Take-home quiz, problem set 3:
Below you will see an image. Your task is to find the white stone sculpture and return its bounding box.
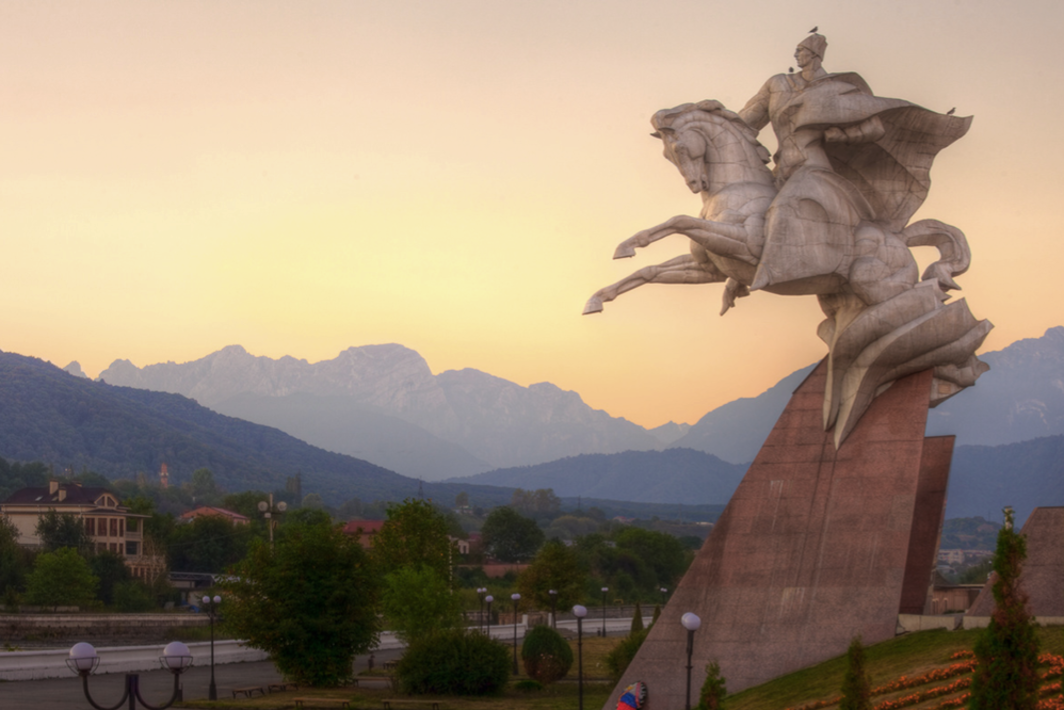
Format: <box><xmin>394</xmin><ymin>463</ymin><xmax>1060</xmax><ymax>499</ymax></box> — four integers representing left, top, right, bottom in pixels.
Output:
<box><xmin>584</xmin><ymin>33</ymin><xmax>992</xmax><ymax>446</ymax></box>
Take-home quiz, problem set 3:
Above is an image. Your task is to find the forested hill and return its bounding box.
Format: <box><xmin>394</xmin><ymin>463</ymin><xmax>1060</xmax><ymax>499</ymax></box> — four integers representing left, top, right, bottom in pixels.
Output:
<box><xmin>0</xmin><ymin>351</ymin><xmax>513</xmax><ymax>505</ymax></box>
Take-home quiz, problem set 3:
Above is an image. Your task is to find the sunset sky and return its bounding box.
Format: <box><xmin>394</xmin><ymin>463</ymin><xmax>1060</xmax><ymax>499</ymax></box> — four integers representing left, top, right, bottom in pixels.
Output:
<box><xmin>2</xmin><ymin>0</ymin><xmax>1061</xmax><ymax>429</ymax></box>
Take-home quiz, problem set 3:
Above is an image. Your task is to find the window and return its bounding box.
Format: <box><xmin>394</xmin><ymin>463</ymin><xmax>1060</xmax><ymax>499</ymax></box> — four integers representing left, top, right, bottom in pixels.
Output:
<box><xmin>119</xmin><ymin>519</ymin><xmax>124</xmax><ymax>538</ymax></box>
<box><xmin>126</xmin><ymin>541</ymin><xmax>138</xmax><ymax>556</ymax></box>
<box><xmin>110</xmin><ymin>518</ymin><xmax>118</xmax><ymax>537</ymax></box>
<box><xmin>85</xmin><ymin>518</ymin><xmax>95</xmax><ymax>536</ymax></box>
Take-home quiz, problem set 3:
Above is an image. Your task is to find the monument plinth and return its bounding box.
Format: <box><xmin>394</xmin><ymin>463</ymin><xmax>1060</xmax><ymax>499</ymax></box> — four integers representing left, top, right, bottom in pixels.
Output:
<box><xmin>604</xmin><ymin>362</ymin><xmax>954</xmax><ymax>707</ymax></box>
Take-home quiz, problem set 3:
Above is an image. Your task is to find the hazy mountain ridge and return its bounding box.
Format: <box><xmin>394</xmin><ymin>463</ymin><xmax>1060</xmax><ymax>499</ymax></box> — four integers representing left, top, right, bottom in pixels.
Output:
<box><xmin>98</xmin><ymin>345</ymin><xmax>664</xmax><ymax>477</ymax></box>
<box><xmin>446</xmin><ymin>448</ymin><xmax>747</xmax><ymax>505</ymax></box>
<box><xmin>0</xmin><ymin>350</ymin><xmax>512</xmax><ymax>505</ymax></box>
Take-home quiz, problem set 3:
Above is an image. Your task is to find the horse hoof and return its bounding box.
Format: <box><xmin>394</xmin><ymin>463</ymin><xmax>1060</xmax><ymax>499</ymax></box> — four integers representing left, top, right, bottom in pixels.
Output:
<box><xmin>613</xmin><ymin>244</ymin><xmax>636</xmax><ymax>259</ymax></box>
<box><xmin>583</xmin><ymin>297</ymin><xmax>604</xmax><ymax>315</ymax></box>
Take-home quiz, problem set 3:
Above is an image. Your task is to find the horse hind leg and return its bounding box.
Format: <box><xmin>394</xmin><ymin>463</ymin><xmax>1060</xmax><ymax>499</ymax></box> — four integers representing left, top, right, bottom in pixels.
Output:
<box><xmin>583</xmin><ymin>255</ymin><xmax>726</xmax><ymax>315</ymax></box>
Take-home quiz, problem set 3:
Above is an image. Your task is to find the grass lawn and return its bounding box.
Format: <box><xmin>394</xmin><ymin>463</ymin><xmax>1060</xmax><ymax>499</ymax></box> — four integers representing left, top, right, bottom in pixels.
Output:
<box><xmin>178</xmin><ymin>626</ymin><xmax>1063</xmax><ymax>710</ymax></box>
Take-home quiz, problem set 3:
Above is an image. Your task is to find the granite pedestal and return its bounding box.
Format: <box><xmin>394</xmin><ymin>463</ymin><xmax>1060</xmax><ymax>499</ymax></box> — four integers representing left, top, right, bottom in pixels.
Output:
<box><xmin>604</xmin><ymin>362</ymin><xmax>954</xmax><ymax>709</ymax></box>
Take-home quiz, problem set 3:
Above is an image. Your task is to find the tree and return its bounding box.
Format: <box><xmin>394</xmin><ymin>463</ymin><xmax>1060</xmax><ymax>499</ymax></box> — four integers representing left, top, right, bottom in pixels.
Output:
<box><xmin>516</xmin><ymin>539</ymin><xmax>585</xmax><ymax>611</ymax></box>
<box><xmin>35</xmin><ymin>510</ymin><xmax>91</xmax><ymax>555</ymax></box>
<box><xmin>697</xmin><ymin>661</ymin><xmax>727</xmax><ymax>710</ymax></box>
<box><xmin>25</xmin><ymin>547</ymin><xmax>99</xmax><ymax>610</ymax></box>
<box><xmin>371</xmin><ymin>499</ymin><xmax>457</xmax><ymax>578</ymax></box>
<box><xmin>169</xmin><ymin>515</ymin><xmax>254</xmax><ymax>573</ymax></box>
<box><xmin>510</xmin><ymin>488</ymin><xmax>561</xmax><ymax>515</ymax></box>
<box><xmin>188</xmin><ymin>468</ymin><xmax>221</xmax><ymax>505</ymax></box>
<box><xmin>969</xmin><ymin>507</ymin><xmax>1040</xmax><ymax>710</ymax></box>
<box><xmin>221</xmin><ymin>516</ymin><xmax>380</xmax><ymax>686</ymax></box>
<box><xmin>89</xmin><ymin>551</ymin><xmax>132</xmax><ymax>606</ymax></box>
<box><xmin>613</xmin><ymin>527</ymin><xmax>689</xmax><ymax>590</ymax></box>
<box><xmin>455</xmin><ymin>491</ymin><xmax>469</xmax><ymax>508</ymax></box>
<box><xmin>631</xmin><ymin>601</ymin><xmax>644</xmax><ymax>632</ymax></box>
<box><xmin>481</xmin><ymin>507</ymin><xmax>544</xmax><ymax>563</ymax></box>
<box><xmin>381</xmin><ymin>565</ymin><xmax>464</xmax><ymax>645</ymax></box>
<box><xmin>839</xmin><ymin>636</ymin><xmax>871</xmax><ymax>710</ymax></box>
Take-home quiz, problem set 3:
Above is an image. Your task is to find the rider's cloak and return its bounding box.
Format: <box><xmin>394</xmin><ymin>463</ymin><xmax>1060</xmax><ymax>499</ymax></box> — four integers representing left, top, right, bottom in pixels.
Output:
<box><xmin>752</xmin><ymin>72</ymin><xmax>971</xmax><ymax>292</ymax></box>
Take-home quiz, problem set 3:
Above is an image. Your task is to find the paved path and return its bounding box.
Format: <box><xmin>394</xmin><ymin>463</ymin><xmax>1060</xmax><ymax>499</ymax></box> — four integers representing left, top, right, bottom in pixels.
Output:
<box><xmin>0</xmin><ymin>648</ymin><xmax>403</xmax><ymax>710</ymax></box>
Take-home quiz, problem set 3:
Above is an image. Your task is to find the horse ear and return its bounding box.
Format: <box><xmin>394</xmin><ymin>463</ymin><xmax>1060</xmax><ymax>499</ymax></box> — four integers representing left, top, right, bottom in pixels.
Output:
<box><xmin>650</xmin><ymin>131</ymin><xmax>662</xmax><ymax>139</ymax></box>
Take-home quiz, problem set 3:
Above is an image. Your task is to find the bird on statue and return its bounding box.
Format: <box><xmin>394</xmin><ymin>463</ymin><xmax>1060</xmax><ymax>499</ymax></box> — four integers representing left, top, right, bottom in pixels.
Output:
<box><xmin>809</xmin><ymin>25</ymin><xmax>818</xmax><ymax>33</ymax></box>
<box><xmin>946</xmin><ymin>107</ymin><xmax>956</xmax><ymax>115</ymax></box>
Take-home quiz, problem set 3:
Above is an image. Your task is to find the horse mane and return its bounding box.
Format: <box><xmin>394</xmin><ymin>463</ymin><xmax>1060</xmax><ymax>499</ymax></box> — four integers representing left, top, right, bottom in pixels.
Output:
<box><xmin>652</xmin><ymin>101</ymin><xmax>772</xmax><ymax>165</ymax></box>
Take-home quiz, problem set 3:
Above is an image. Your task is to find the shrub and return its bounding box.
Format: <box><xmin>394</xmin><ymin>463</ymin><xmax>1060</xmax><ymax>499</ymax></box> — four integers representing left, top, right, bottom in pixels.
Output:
<box><xmin>113</xmin><ymin>580</ymin><xmax>155</xmax><ymax>612</ymax></box>
<box><xmin>605</xmin><ymin>627</ymin><xmax>649</xmax><ymax>680</ymax></box>
<box><xmin>514</xmin><ymin>679</ymin><xmax>544</xmax><ymax>692</ymax></box>
<box><xmin>398</xmin><ymin>629</ymin><xmax>510</xmax><ymax>695</ymax></box>
<box><xmin>840</xmin><ymin>636</ymin><xmax>871</xmax><ymax>710</ymax></box>
<box><xmin>521</xmin><ymin>625</ymin><xmax>573</xmax><ymax>684</ymax></box>
<box><xmin>697</xmin><ymin>660</ymin><xmax>727</xmax><ymax>710</ymax></box>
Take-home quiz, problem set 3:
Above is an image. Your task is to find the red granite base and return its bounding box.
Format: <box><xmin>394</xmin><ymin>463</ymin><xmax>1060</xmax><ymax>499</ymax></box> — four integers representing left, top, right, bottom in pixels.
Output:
<box><xmin>604</xmin><ymin>361</ymin><xmax>954</xmax><ymax>709</ymax></box>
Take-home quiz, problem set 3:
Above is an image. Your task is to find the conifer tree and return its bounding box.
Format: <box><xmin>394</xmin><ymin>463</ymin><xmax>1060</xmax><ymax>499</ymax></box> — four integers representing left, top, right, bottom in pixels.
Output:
<box><xmin>651</xmin><ymin>603</ymin><xmax>661</xmax><ymax>626</ymax></box>
<box><xmin>968</xmin><ymin>507</ymin><xmax>1040</xmax><ymax>710</ymax></box>
<box><xmin>839</xmin><ymin>635</ymin><xmax>871</xmax><ymax>710</ymax></box>
<box><xmin>697</xmin><ymin>660</ymin><xmax>727</xmax><ymax>710</ymax></box>
<box><xmin>631</xmin><ymin>601</ymin><xmax>644</xmax><ymax>632</ymax></box>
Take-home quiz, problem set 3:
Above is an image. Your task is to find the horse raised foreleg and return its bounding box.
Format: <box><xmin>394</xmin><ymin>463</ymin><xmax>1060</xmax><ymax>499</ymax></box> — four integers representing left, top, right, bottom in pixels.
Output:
<box><xmin>614</xmin><ymin>215</ymin><xmax>755</xmax><ymax>262</ymax></box>
<box><xmin>583</xmin><ymin>255</ymin><xmax>726</xmax><ymax>315</ymax></box>
<box><xmin>901</xmin><ymin>219</ymin><xmax>971</xmax><ymax>291</ymax></box>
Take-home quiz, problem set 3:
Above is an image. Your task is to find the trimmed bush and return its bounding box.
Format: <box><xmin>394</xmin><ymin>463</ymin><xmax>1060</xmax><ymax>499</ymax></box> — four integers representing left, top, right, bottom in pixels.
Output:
<box><xmin>521</xmin><ymin>625</ymin><xmax>573</xmax><ymax>684</ymax></box>
<box><xmin>631</xmin><ymin>601</ymin><xmax>644</xmax><ymax>633</ymax></box>
<box><xmin>606</xmin><ymin>627</ymin><xmax>650</xmax><ymax>680</ymax></box>
<box><xmin>397</xmin><ymin>629</ymin><xmax>510</xmax><ymax>696</ymax></box>
<box><xmin>514</xmin><ymin>679</ymin><xmax>544</xmax><ymax>692</ymax></box>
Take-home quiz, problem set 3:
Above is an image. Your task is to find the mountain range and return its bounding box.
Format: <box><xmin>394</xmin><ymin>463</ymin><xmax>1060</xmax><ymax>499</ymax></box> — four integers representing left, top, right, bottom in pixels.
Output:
<box><xmin>97</xmin><ymin>345</ymin><xmax>686</xmax><ymax>481</ymax></box>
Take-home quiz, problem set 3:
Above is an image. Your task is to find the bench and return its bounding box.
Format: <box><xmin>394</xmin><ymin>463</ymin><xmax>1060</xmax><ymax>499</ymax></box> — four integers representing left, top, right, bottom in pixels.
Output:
<box><xmin>382</xmin><ymin>700</ymin><xmax>441</xmax><ymax>710</ymax></box>
<box><xmin>382</xmin><ymin>659</ymin><xmax>399</xmax><ymax>671</ymax></box>
<box><xmin>268</xmin><ymin>682</ymin><xmax>297</xmax><ymax>692</ymax></box>
<box><xmin>231</xmin><ymin>685</ymin><xmax>266</xmax><ymax>698</ymax></box>
<box><xmin>294</xmin><ymin>699</ymin><xmax>350</xmax><ymax>709</ymax></box>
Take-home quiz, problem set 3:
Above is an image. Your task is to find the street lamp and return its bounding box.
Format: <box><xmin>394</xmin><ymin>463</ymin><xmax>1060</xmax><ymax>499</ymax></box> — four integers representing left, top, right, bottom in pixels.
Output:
<box><xmin>660</xmin><ymin>587</ymin><xmax>668</xmax><ymax>606</ymax></box>
<box><xmin>681</xmin><ymin>612</ymin><xmax>702</xmax><ymax>710</ymax></box>
<box><xmin>68</xmin><ymin>641</ymin><xmax>193</xmax><ymax>710</ymax></box>
<box><xmin>510</xmin><ymin>592</ymin><xmax>521</xmax><ymax>675</ymax></box>
<box><xmin>485</xmin><ymin>595</ymin><xmax>494</xmax><ymax>638</ymax></box>
<box><xmin>257</xmin><ymin>494</ymin><xmax>288</xmax><ymax>548</ymax></box>
<box><xmin>202</xmin><ymin>595</ymin><xmax>222</xmax><ymax>700</ymax></box>
<box><xmin>548</xmin><ymin>589</ymin><xmax>558</xmax><ymax>629</ymax></box>
<box><xmin>600</xmin><ymin>586</ymin><xmax>609</xmax><ymax>637</ymax></box>
<box><xmin>573</xmin><ymin>605</ymin><xmax>588</xmax><ymax>710</ymax></box>
<box><xmin>477</xmin><ymin>587</ymin><xmax>487</xmax><ymax>633</ymax></box>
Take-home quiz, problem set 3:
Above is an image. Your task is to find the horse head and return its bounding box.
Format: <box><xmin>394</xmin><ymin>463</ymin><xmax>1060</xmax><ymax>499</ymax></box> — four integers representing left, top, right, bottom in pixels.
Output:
<box><xmin>651</xmin><ymin>101</ymin><xmax>773</xmax><ymax>195</ymax></box>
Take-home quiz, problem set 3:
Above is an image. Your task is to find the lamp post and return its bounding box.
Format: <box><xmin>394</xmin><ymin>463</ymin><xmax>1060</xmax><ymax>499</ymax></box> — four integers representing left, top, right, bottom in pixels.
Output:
<box><xmin>600</xmin><ymin>586</ymin><xmax>609</xmax><ymax>637</ymax></box>
<box><xmin>573</xmin><ymin>605</ymin><xmax>588</xmax><ymax>710</ymax></box>
<box><xmin>202</xmin><ymin>595</ymin><xmax>221</xmax><ymax>700</ymax></box>
<box><xmin>660</xmin><ymin>586</ymin><xmax>668</xmax><ymax>606</ymax></box>
<box><xmin>681</xmin><ymin>612</ymin><xmax>702</xmax><ymax>710</ymax></box>
<box><xmin>257</xmin><ymin>494</ymin><xmax>288</xmax><ymax>549</ymax></box>
<box><xmin>68</xmin><ymin>641</ymin><xmax>193</xmax><ymax>710</ymax></box>
<box><xmin>485</xmin><ymin>595</ymin><xmax>493</xmax><ymax>638</ymax></box>
<box><xmin>477</xmin><ymin>587</ymin><xmax>487</xmax><ymax>633</ymax></box>
<box><xmin>510</xmin><ymin>592</ymin><xmax>521</xmax><ymax>675</ymax></box>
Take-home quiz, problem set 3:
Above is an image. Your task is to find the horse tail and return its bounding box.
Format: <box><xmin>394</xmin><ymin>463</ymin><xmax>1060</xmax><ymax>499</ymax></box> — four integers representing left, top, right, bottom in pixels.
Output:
<box><xmin>901</xmin><ymin>219</ymin><xmax>971</xmax><ymax>292</ymax></box>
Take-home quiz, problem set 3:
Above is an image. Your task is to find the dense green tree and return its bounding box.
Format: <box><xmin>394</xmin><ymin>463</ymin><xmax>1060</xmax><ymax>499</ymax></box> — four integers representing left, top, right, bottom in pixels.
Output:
<box><xmin>381</xmin><ymin>565</ymin><xmax>464</xmax><ymax>645</ymax></box>
<box><xmin>112</xmin><ymin>579</ymin><xmax>155</xmax><ymax>612</ymax></box>
<box><xmin>543</xmin><ymin>514</ymin><xmax>601</xmax><ymax>541</ymax></box>
<box><xmin>516</xmin><ymin>539</ymin><xmax>585</xmax><ymax>611</ymax></box>
<box><xmin>480</xmin><ymin>507</ymin><xmax>544</xmax><ymax>563</ymax></box>
<box><xmin>89</xmin><ymin>551</ymin><xmax>132</xmax><ymax>606</ymax></box>
<box><xmin>25</xmin><ymin>547</ymin><xmax>99</xmax><ymax>610</ymax></box>
<box><xmin>510</xmin><ymin>488</ymin><xmax>561</xmax><ymax>516</ymax></box>
<box><xmin>613</xmin><ymin>527</ymin><xmax>689</xmax><ymax>590</ymax></box>
<box><xmin>372</xmin><ymin>498</ymin><xmax>457</xmax><ymax>578</ymax></box>
<box><xmin>221</xmin><ymin>516</ymin><xmax>380</xmax><ymax>686</ymax></box>
<box><xmin>221</xmin><ymin>490</ymin><xmax>272</xmax><ymax>519</ymax></box>
<box><xmin>302</xmin><ymin>493</ymin><xmax>324</xmax><ymax>510</ymax></box>
<box><xmin>188</xmin><ymin>468</ymin><xmax>221</xmax><ymax>505</ymax></box>
<box><xmin>0</xmin><ymin>457</ymin><xmax>49</xmax><ymax>503</ymax></box>
<box><xmin>0</xmin><ymin>517</ymin><xmax>33</xmax><ymax>600</ymax></box>
<box><xmin>169</xmin><ymin>515</ymin><xmax>254</xmax><ymax>573</ymax></box>
<box><xmin>969</xmin><ymin>507</ymin><xmax>1040</xmax><ymax>710</ymax></box>
<box><xmin>35</xmin><ymin>510</ymin><xmax>91</xmax><ymax>555</ymax></box>
<box><xmin>455</xmin><ymin>491</ymin><xmax>470</xmax><ymax>508</ymax></box>
<box><xmin>839</xmin><ymin>636</ymin><xmax>871</xmax><ymax>710</ymax></box>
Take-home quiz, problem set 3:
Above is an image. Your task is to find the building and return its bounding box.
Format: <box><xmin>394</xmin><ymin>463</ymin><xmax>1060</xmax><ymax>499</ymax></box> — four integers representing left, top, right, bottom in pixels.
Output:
<box><xmin>341</xmin><ymin>519</ymin><xmax>386</xmax><ymax>549</ymax></box>
<box><xmin>0</xmin><ymin>481</ymin><xmax>162</xmax><ymax>581</ymax></box>
<box><xmin>179</xmin><ymin>506</ymin><xmax>251</xmax><ymax>526</ymax></box>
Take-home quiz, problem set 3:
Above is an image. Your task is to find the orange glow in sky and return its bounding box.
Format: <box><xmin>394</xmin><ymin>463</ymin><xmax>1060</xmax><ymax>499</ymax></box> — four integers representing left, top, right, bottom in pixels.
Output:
<box><xmin>2</xmin><ymin>1</ymin><xmax>1061</xmax><ymax>428</ymax></box>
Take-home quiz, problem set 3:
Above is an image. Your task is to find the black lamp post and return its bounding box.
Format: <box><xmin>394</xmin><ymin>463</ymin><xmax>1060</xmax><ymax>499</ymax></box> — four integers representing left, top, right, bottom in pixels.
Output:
<box><xmin>67</xmin><ymin>641</ymin><xmax>193</xmax><ymax>710</ymax></box>
<box><xmin>600</xmin><ymin>586</ymin><xmax>609</xmax><ymax>637</ymax></box>
<box><xmin>510</xmin><ymin>592</ymin><xmax>521</xmax><ymax>675</ymax></box>
<box><xmin>573</xmin><ymin>605</ymin><xmax>587</xmax><ymax>710</ymax></box>
<box><xmin>681</xmin><ymin>612</ymin><xmax>702</xmax><ymax>710</ymax></box>
<box><xmin>485</xmin><ymin>595</ymin><xmax>493</xmax><ymax>638</ymax></box>
<box><xmin>660</xmin><ymin>586</ymin><xmax>668</xmax><ymax>606</ymax></box>
<box><xmin>548</xmin><ymin>589</ymin><xmax>557</xmax><ymax>629</ymax></box>
<box><xmin>477</xmin><ymin>587</ymin><xmax>487</xmax><ymax>633</ymax></box>
<box><xmin>201</xmin><ymin>594</ymin><xmax>221</xmax><ymax>700</ymax></box>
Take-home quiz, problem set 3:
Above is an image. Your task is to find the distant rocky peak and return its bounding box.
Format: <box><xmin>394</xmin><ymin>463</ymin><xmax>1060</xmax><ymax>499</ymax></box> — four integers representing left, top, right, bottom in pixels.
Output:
<box><xmin>63</xmin><ymin>361</ymin><xmax>88</xmax><ymax>378</ymax></box>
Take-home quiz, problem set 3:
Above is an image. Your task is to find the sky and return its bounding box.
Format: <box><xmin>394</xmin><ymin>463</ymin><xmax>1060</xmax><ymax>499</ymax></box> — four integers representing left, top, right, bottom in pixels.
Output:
<box><xmin>2</xmin><ymin>0</ymin><xmax>1062</xmax><ymax>429</ymax></box>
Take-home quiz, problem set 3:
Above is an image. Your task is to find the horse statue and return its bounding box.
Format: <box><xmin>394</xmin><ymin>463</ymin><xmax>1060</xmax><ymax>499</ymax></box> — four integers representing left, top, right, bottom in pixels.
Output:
<box><xmin>584</xmin><ymin>100</ymin><xmax>992</xmax><ymax>446</ymax></box>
